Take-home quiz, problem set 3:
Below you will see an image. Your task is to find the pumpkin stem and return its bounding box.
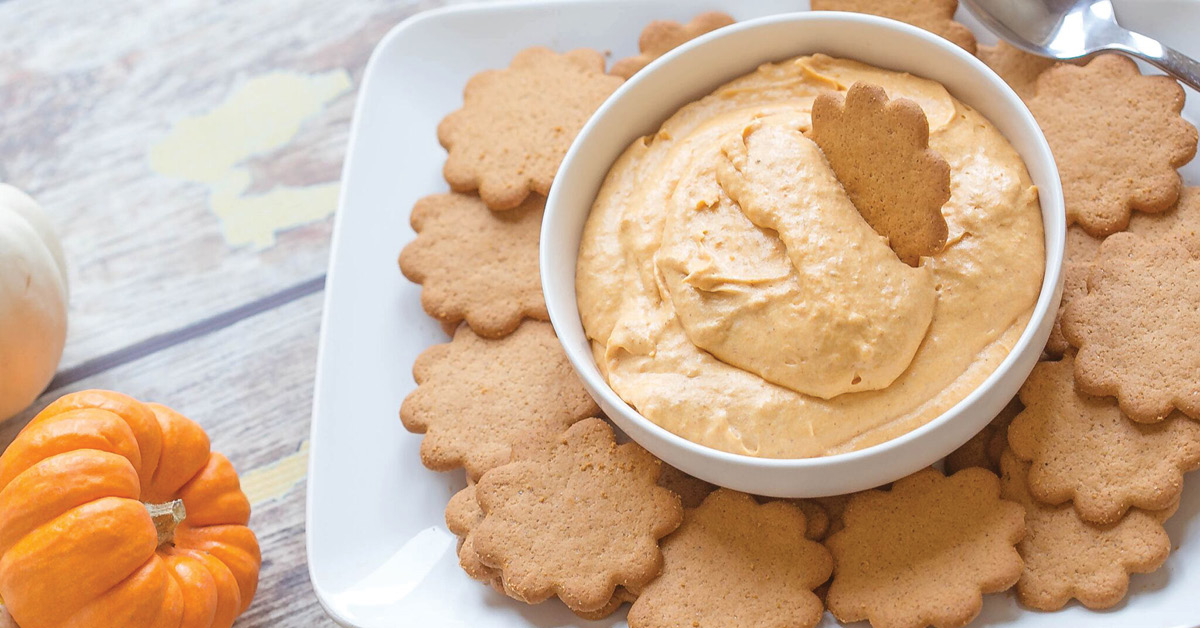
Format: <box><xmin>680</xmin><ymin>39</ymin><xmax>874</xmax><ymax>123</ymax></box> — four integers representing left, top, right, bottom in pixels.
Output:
<box><xmin>145</xmin><ymin>499</ymin><xmax>187</xmax><ymax>547</ymax></box>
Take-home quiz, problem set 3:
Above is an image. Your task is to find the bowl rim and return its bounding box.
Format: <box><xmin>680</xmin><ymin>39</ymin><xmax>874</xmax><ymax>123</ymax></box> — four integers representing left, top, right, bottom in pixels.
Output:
<box><xmin>542</xmin><ymin>10</ymin><xmax>1066</xmax><ymax>474</ymax></box>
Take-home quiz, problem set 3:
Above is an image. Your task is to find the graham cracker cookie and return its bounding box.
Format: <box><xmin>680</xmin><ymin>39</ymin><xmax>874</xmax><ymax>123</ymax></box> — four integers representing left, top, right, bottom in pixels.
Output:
<box><xmin>656</xmin><ymin>463</ymin><xmax>715</xmax><ymax>510</ymax></box>
<box><xmin>1127</xmin><ymin>186</ymin><xmax>1200</xmax><ymax>257</ymax></box>
<box><xmin>756</xmin><ymin>498</ymin><xmax>833</xmax><ymax>541</ymax></box>
<box><xmin>826</xmin><ymin>468</ymin><xmax>1025</xmax><ymax>628</ymax></box>
<box><xmin>472</xmin><ymin>418</ymin><xmax>682</xmax><ymax>614</ymax></box>
<box><xmin>610</xmin><ymin>11</ymin><xmax>735</xmax><ymax>79</ymax></box>
<box><xmin>1028</xmin><ymin>54</ymin><xmax>1198</xmax><ymax>236</ymax></box>
<box><xmin>1008</xmin><ymin>355</ymin><xmax>1200</xmax><ymax>524</ymax></box>
<box><xmin>792</xmin><ymin>499</ymin><xmax>832</xmax><ymax>541</ymax></box>
<box><xmin>437</xmin><ymin>47</ymin><xmax>624</xmax><ymax>210</ymax></box>
<box><xmin>398</xmin><ymin>193</ymin><xmax>547</xmax><ymax>338</ymax></box>
<box><xmin>811</xmin><ymin>0</ymin><xmax>977</xmax><ymax>53</ymax></box>
<box><xmin>1062</xmin><ymin>187</ymin><xmax>1200</xmax><ymax>263</ymax></box>
<box><xmin>813</xmin><ymin>491</ymin><xmax>880</xmax><ymax>537</ymax></box>
<box><xmin>626</xmin><ymin>489</ymin><xmax>832</xmax><ymax>628</ymax></box>
<box><xmin>445</xmin><ymin>482</ymin><xmax>502</xmax><ymax>590</ymax></box>
<box><xmin>811</xmin><ymin>81</ymin><xmax>950</xmax><ymax>266</ymax></box>
<box><xmin>809</xmin><ymin>497</ymin><xmax>844</xmax><ymax>603</ymax></box>
<box><xmin>945</xmin><ymin>397</ymin><xmax>1023</xmax><ymax>474</ymax></box>
<box><xmin>1044</xmin><ymin>228</ymin><xmax>1098</xmax><ymax>357</ymax></box>
<box><xmin>976</xmin><ymin>41</ymin><xmax>1060</xmax><ymax>100</ymax></box>
<box><xmin>1000</xmin><ymin>451</ymin><xmax>1174</xmax><ymax>611</ymax></box>
<box><xmin>1047</xmin><ymin>192</ymin><xmax>1200</xmax><ymax>357</ymax></box>
<box><xmin>573</xmin><ymin>588</ymin><xmax>637</xmax><ymax>622</ymax></box>
<box><xmin>447</xmin><ymin>482</ymin><xmax>636</xmax><ymax>617</ymax></box>
<box><xmin>400</xmin><ymin>321</ymin><xmax>599</xmax><ymax>480</ymax></box>
<box><xmin>814</xmin><ymin>494</ymin><xmax>851</xmax><ymax>524</ymax></box>
<box><xmin>1062</xmin><ymin>233</ymin><xmax>1200</xmax><ymax>422</ymax></box>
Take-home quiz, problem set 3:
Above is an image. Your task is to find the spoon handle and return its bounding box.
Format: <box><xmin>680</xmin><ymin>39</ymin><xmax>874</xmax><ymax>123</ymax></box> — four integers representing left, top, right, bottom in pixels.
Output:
<box><xmin>1117</xmin><ymin>30</ymin><xmax>1200</xmax><ymax>92</ymax></box>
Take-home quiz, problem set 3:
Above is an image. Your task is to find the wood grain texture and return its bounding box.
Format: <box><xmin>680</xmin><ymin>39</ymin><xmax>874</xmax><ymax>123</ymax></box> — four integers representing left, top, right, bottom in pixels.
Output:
<box><xmin>0</xmin><ymin>0</ymin><xmax>443</xmax><ymax>371</ymax></box>
<box><xmin>1</xmin><ymin>293</ymin><xmax>335</xmax><ymax>627</ymax></box>
<box><xmin>0</xmin><ymin>2</ymin><xmax>482</xmax><ymax>625</ymax></box>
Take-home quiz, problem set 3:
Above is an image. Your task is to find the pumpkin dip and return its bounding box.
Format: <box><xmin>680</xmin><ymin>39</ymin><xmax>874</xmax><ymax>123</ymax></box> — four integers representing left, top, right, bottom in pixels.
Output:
<box><xmin>576</xmin><ymin>54</ymin><xmax>1045</xmax><ymax>458</ymax></box>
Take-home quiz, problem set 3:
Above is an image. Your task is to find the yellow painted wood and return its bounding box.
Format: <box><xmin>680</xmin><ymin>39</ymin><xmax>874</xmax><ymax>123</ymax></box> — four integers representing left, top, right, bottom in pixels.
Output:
<box><xmin>0</xmin><ymin>2</ymin><xmax>463</xmax><ymax>626</ymax></box>
<box><xmin>242</xmin><ymin>440</ymin><xmax>311</xmax><ymax>506</ymax></box>
<box><xmin>0</xmin><ymin>0</ymin><xmax>427</xmax><ymax>371</ymax></box>
<box><xmin>150</xmin><ymin>71</ymin><xmax>351</xmax><ymax>248</ymax></box>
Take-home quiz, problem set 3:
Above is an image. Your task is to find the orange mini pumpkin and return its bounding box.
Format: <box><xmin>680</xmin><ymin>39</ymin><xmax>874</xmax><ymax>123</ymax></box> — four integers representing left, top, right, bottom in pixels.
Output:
<box><xmin>0</xmin><ymin>390</ymin><xmax>260</xmax><ymax>628</ymax></box>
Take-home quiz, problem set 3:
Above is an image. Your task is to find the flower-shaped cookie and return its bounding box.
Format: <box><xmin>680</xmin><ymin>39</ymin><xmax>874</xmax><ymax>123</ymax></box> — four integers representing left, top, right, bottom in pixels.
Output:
<box><xmin>446</xmin><ymin>481</ymin><xmax>635</xmax><ymax>619</ymax></box>
<box><xmin>610</xmin><ymin>12</ymin><xmax>735</xmax><ymax>79</ymax></box>
<box><xmin>813</xmin><ymin>491</ymin><xmax>877</xmax><ymax>537</ymax></box>
<box><xmin>1062</xmin><ymin>233</ymin><xmax>1200</xmax><ymax>422</ymax></box>
<box><xmin>976</xmin><ymin>41</ymin><xmax>1061</xmax><ymax>100</ymax></box>
<box><xmin>400</xmin><ymin>321</ymin><xmax>598</xmax><ymax>479</ymax></box>
<box><xmin>1000</xmin><ymin>452</ymin><xmax>1173</xmax><ymax>611</ymax></box>
<box><xmin>472</xmin><ymin>419</ymin><xmax>682</xmax><ymax>615</ymax></box>
<box><xmin>811</xmin><ymin>81</ymin><xmax>950</xmax><ymax>266</ymax></box>
<box><xmin>1047</xmin><ymin>191</ymin><xmax>1200</xmax><ymax>357</ymax></box>
<box><xmin>1124</xmin><ymin>186</ymin><xmax>1200</xmax><ymax>258</ymax></box>
<box><xmin>790</xmin><ymin>499</ymin><xmax>832</xmax><ymax>541</ymax></box>
<box><xmin>445</xmin><ymin>483</ymin><xmax>501</xmax><ymax>590</ymax></box>
<box><xmin>1009</xmin><ymin>355</ymin><xmax>1200</xmax><ymax>524</ymax></box>
<box><xmin>814</xmin><ymin>493</ymin><xmax>851</xmax><ymax>523</ymax></box>
<box><xmin>656</xmin><ymin>463</ymin><xmax>715</xmax><ymax>510</ymax></box>
<box><xmin>1045</xmin><ymin>254</ymin><xmax>1094</xmax><ymax>357</ymax></box>
<box><xmin>826</xmin><ymin>467</ymin><xmax>1025</xmax><ymax>628</ymax></box>
<box><xmin>945</xmin><ymin>396</ymin><xmax>1022</xmax><ymax>474</ymax></box>
<box><xmin>812</xmin><ymin>0</ymin><xmax>977</xmax><ymax>53</ymax></box>
<box><xmin>437</xmin><ymin>47</ymin><xmax>624</xmax><ymax>210</ymax></box>
<box><xmin>627</xmin><ymin>489</ymin><xmax>832</xmax><ymax>628</ymax></box>
<box><xmin>1028</xmin><ymin>55</ymin><xmax>1197</xmax><ymax>236</ymax></box>
<box><xmin>399</xmin><ymin>192</ymin><xmax>547</xmax><ymax>338</ymax></box>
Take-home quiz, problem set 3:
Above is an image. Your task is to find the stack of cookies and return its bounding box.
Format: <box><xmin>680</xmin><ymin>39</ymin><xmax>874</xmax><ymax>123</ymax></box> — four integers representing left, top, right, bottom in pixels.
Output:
<box><xmin>397</xmin><ymin>2</ymin><xmax>1199</xmax><ymax>626</ymax></box>
<box><xmin>978</xmin><ymin>35</ymin><xmax>1198</xmax><ymax>612</ymax></box>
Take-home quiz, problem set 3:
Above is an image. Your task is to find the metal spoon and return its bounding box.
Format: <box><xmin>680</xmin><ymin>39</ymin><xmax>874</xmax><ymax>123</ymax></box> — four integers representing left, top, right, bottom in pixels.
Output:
<box><xmin>961</xmin><ymin>0</ymin><xmax>1200</xmax><ymax>90</ymax></box>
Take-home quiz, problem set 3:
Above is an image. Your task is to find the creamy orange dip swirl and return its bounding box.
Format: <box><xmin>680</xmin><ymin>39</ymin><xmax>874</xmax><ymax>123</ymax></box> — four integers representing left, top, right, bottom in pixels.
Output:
<box><xmin>576</xmin><ymin>54</ymin><xmax>1045</xmax><ymax>458</ymax></box>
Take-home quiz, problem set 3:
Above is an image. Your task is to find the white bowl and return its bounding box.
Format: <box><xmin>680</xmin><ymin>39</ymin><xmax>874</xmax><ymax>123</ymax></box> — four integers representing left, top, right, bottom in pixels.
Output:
<box><xmin>541</xmin><ymin>12</ymin><xmax>1065</xmax><ymax>498</ymax></box>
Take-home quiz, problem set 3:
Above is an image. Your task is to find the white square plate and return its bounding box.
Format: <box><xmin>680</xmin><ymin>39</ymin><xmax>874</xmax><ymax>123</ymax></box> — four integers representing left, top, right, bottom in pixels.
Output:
<box><xmin>307</xmin><ymin>1</ymin><xmax>1200</xmax><ymax>626</ymax></box>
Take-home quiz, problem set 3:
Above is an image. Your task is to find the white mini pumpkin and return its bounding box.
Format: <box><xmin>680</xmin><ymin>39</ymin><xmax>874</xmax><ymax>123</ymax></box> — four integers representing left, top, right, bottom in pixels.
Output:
<box><xmin>0</xmin><ymin>184</ymin><xmax>68</xmax><ymax>421</ymax></box>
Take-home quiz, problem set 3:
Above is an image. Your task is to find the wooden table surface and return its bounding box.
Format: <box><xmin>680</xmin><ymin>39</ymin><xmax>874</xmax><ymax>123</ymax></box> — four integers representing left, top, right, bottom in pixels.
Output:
<box><xmin>0</xmin><ymin>1</ymin><xmax>469</xmax><ymax>625</ymax></box>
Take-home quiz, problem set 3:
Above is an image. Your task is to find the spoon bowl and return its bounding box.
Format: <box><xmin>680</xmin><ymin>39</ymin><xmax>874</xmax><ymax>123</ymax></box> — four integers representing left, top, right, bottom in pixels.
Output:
<box><xmin>962</xmin><ymin>0</ymin><xmax>1200</xmax><ymax>90</ymax></box>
